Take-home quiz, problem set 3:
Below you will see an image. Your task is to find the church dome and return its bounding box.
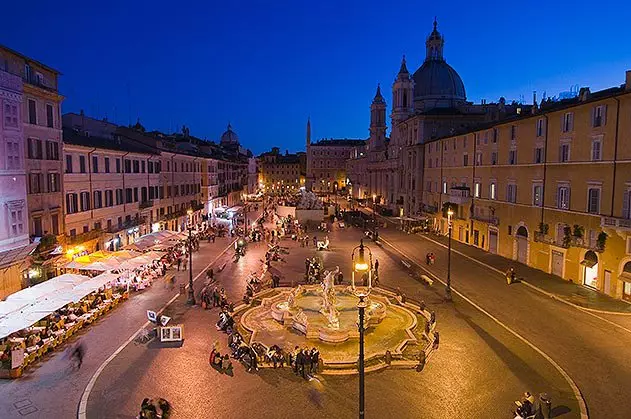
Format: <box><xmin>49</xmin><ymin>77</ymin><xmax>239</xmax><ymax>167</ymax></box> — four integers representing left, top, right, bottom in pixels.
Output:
<box><xmin>411</xmin><ymin>19</ymin><xmax>466</xmax><ymax>104</ymax></box>
<box><xmin>412</xmin><ymin>60</ymin><xmax>466</xmax><ymax>100</ymax></box>
<box><xmin>220</xmin><ymin>123</ymin><xmax>239</xmax><ymax>145</ymax></box>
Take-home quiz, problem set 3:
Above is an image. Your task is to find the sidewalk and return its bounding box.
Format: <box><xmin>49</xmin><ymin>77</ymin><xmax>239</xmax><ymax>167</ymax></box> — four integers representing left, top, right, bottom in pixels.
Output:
<box><xmin>422</xmin><ymin>230</ymin><xmax>631</xmax><ymax>314</ymax></box>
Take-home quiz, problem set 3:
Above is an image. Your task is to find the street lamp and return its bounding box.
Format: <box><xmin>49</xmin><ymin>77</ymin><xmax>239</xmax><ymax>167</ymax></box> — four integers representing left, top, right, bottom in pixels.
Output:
<box><xmin>445</xmin><ymin>208</ymin><xmax>454</xmax><ymax>301</ymax></box>
<box><xmin>351</xmin><ymin>239</ymin><xmax>373</xmax><ymax>419</ymax></box>
<box><xmin>186</xmin><ymin>208</ymin><xmax>196</xmax><ymax>305</ymax></box>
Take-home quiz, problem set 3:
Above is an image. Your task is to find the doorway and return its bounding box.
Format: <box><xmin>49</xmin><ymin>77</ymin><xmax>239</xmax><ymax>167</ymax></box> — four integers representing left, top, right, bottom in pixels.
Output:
<box><xmin>551</xmin><ymin>250</ymin><xmax>564</xmax><ymax>277</ymax></box>
<box><xmin>581</xmin><ymin>250</ymin><xmax>599</xmax><ymax>289</ymax></box>
<box><xmin>516</xmin><ymin>226</ymin><xmax>528</xmax><ymax>264</ymax></box>
<box><xmin>489</xmin><ymin>230</ymin><xmax>498</xmax><ymax>254</ymax></box>
<box><xmin>604</xmin><ymin>270</ymin><xmax>612</xmax><ymax>295</ymax></box>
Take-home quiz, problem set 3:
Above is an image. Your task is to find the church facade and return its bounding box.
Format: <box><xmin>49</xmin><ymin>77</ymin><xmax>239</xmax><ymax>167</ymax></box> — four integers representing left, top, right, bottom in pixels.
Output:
<box><xmin>348</xmin><ymin>20</ymin><xmax>524</xmax><ymax>216</ymax></box>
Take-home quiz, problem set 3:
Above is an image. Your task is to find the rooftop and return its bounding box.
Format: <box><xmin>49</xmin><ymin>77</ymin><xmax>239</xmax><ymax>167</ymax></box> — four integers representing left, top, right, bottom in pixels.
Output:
<box><xmin>311</xmin><ymin>138</ymin><xmax>367</xmax><ymax>147</ymax></box>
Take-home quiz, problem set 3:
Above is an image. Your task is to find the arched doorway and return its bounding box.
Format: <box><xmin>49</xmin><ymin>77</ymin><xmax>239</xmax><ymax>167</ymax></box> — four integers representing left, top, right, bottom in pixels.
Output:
<box><xmin>516</xmin><ymin>226</ymin><xmax>528</xmax><ymax>264</ymax></box>
<box><xmin>581</xmin><ymin>250</ymin><xmax>599</xmax><ymax>289</ymax></box>
<box><xmin>621</xmin><ymin>261</ymin><xmax>631</xmax><ymax>301</ymax></box>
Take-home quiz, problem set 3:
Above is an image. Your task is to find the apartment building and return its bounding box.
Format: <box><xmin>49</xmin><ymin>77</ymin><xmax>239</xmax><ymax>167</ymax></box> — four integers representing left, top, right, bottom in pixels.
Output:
<box><xmin>0</xmin><ymin>45</ymin><xmax>64</xmax><ymax>240</ymax></box>
<box><xmin>259</xmin><ymin>147</ymin><xmax>306</xmax><ymax>192</ymax></box>
<box><xmin>423</xmin><ymin>71</ymin><xmax>631</xmax><ymax>300</ymax></box>
<box><xmin>0</xmin><ymin>66</ymin><xmax>32</xmax><ymax>298</ymax></box>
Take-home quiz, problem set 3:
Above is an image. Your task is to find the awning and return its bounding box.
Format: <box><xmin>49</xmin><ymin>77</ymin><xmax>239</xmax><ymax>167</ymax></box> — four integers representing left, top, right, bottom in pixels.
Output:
<box><xmin>580</xmin><ymin>259</ymin><xmax>597</xmax><ymax>268</ymax></box>
<box><xmin>580</xmin><ymin>251</ymin><xmax>599</xmax><ymax>268</ymax></box>
<box><xmin>0</xmin><ymin>243</ymin><xmax>37</xmax><ymax>269</ymax></box>
<box><xmin>620</xmin><ymin>272</ymin><xmax>631</xmax><ymax>283</ymax></box>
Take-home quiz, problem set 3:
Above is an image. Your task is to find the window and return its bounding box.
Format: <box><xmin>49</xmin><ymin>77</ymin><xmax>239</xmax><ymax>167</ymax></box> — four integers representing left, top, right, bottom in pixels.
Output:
<box><xmin>141</xmin><ymin>161</ymin><xmax>145</xmax><ymax>173</ymax></box>
<box><xmin>492</xmin><ymin>128</ymin><xmax>498</xmax><ymax>143</ymax></box>
<box><xmin>48</xmin><ymin>173</ymin><xmax>59</xmax><ymax>192</ymax></box>
<box><xmin>51</xmin><ymin>214</ymin><xmax>59</xmax><ymax>235</ymax></box>
<box><xmin>533</xmin><ymin>184</ymin><xmax>543</xmax><ymax>207</ymax></box>
<box><xmin>508</xmin><ymin>150</ymin><xmax>516</xmax><ymax>165</ymax></box>
<box><xmin>591</xmin><ymin>139</ymin><xmax>601</xmax><ymax>161</ymax></box>
<box><xmin>463</xmin><ymin>154</ymin><xmax>468</xmax><ymax>166</ymax></box>
<box><xmin>534</xmin><ymin>147</ymin><xmax>544</xmax><ymax>164</ymax></box>
<box><xmin>491</xmin><ymin>152</ymin><xmax>497</xmax><ymax>165</ymax></box>
<box><xmin>92</xmin><ymin>156</ymin><xmax>99</xmax><ymax>173</ymax></box>
<box><xmin>6</xmin><ymin>140</ymin><xmax>21</xmax><ymax>169</ymax></box>
<box><xmin>557</xmin><ymin>186</ymin><xmax>570</xmax><ymax>210</ymax></box>
<box><xmin>116</xmin><ymin>158</ymin><xmax>121</xmax><ymax>173</ymax></box>
<box><xmin>133</xmin><ymin>187</ymin><xmax>139</xmax><ymax>202</ymax></box>
<box><xmin>4</xmin><ymin>103</ymin><xmax>18</xmax><ymax>127</ymax></box>
<box><xmin>66</xmin><ymin>193</ymin><xmax>78</xmax><ymax>214</ymax></box>
<box><xmin>80</xmin><ymin>192</ymin><xmax>90</xmax><ymax>211</ymax></box>
<box><xmin>79</xmin><ymin>155</ymin><xmax>86</xmax><ymax>173</ymax></box>
<box><xmin>474</xmin><ymin>182</ymin><xmax>481</xmax><ymax>198</ymax></box>
<box><xmin>104</xmin><ymin>157</ymin><xmax>110</xmax><ymax>173</ymax></box>
<box><xmin>93</xmin><ymin>190</ymin><xmax>103</xmax><ymax>209</ymax></box>
<box><xmin>442</xmin><ymin>181</ymin><xmax>447</xmax><ymax>194</ymax></box>
<box><xmin>46</xmin><ymin>104</ymin><xmax>54</xmax><ymax>128</ymax></box>
<box><xmin>463</xmin><ymin>137</ymin><xmax>467</xmax><ymax>148</ymax></box>
<box><xmin>124</xmin><ymin>159</ymin><xmax>131</xmax><ymax>173</ymax></box>
<box><xmin>588</xmin><ymin>188</ymin><xmax>600</xmax><ymax>214</ymax></box>
<box><xmin>29</xmin><ymin>173</ymin><xmax>44</xmax><ymax>194</ymax></box>
<box><xmin>148</xmin><ymin>161</ymin><xmax>154</xmax><ymax>173</ymax></box>
<box><xmin>105</xmin><ymin>190</ymin><xmax>113</xmax><ymax>207</ymax></box>
<box><xmin>116</xmin><ymin>189</ymin><xmax>124</xmax><ymax>205</ymax></box>
<box><xmin>510</xmin><ymin>125</ymin><xmax>517</xmax><ymax>142</ymax></box>
<box><xmin>125</xmin><ymin>188</ymin><xmax>133</xmax><ymax>203</ymax></box>
<box><xmin>506</xmin><ymin>184</ymin><xmax>517</xmax><ymax>203</ymax></box>
<box><xmin>27</xmin><ymin>138</ymin><xmax>43</xmax><ymax>159</ymax></box>
<box><xmin>28</xmin><ymin>99</ymin><xmax>37</xmax><ymax>124</ymax></box>
<box><xmin>65</xmin><ymin>155</ymin><xmax>73</xmax><ymax>173</ymax></box>
<box><xmin>133</xmin><ymin>160</ymin><xmax>140</xmax><ymax>173</ymax></box>
<box><xmin>475</xmin><ymin>152</ymin><xmax>482</xmax><ymax>166</ymax></box>
<box><xmin>562</xmin><ymin>112</ymin><xmax>574</xmax><ymax>132</ymax></box>
<box><xmin>483</xmin><ymin>132</ymin><xmax>488</xmax><ymax>145</ymax></box>
<box><xmin>9</xmin><ymin>209</ymin><xmax>24</xmax><ymax>236</ymax></box>
<box><xmin>536</xmin><ymin>118</ymin><xmax>544</xmax><ymax>137</ymax></box>
<box><xmin>46</xmin><ymin>140</ymin><xmax>59</xmax><ymax>160</ymax></box>
<box><xmin>593</xmin><ymin>105</ymin><xmax>605</xmax><ymax>127</ymax></box>
<box><xmin>560</xmin><ymin>143</ymin><xmax>570</xmax><ymax>162</ymax></box>
<box><xmin>142</xmin><ymin>187</ymin><xmax>148</xmax><ymax>202</ymax></box>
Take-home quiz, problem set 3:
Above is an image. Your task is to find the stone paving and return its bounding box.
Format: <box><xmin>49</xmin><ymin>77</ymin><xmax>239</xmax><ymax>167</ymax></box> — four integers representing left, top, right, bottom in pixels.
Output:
<box><xmin>85</xmin><ymin>224</ymin><xmax>579</xmax><ymax>419</ymax></box>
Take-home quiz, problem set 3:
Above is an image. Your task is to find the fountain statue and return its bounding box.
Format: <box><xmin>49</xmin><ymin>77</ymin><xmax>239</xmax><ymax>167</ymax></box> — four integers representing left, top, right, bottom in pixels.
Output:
<box><xmin>287</xmin><ymin>285</ymin><xmax>302</xmax><ymax>308</ymax></box>
<box><xmin>320</xmin><ymin>266</ymin><xmax>340</xmax><ymax>329</ymax></box>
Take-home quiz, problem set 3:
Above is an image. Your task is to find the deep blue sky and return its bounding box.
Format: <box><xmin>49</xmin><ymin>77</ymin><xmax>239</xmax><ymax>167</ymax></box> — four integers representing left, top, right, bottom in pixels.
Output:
<box><xmin>1</xmin><ymin>1</ymin><xmax>629</xmax><ymax>154</ymax></box>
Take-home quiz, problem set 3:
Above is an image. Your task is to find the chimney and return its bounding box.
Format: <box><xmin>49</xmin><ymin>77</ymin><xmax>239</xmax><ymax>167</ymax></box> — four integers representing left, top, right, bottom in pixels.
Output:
<box><xmin>626</xmin><ymin>70</ymin><xmax>631</xmax><ymax>91</ymax></box>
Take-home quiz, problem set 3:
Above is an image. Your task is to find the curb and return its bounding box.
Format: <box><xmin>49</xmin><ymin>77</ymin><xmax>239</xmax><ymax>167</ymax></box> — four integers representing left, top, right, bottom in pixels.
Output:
<box><xmin>379</xmin><ymin>236</ymin><xmax>589</xmax><ymax>419</ymax></box>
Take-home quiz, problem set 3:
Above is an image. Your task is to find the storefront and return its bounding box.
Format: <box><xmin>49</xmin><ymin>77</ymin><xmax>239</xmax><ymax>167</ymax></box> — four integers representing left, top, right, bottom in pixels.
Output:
<box><xmin>620</xmin><ymin>261</ymin><xmax>631</xmax><ymax>302</ymax></box>
<box><xmin>581</xmin><ymin>250</ymin><xmax>599</xmax><ymax>289</ymax></box>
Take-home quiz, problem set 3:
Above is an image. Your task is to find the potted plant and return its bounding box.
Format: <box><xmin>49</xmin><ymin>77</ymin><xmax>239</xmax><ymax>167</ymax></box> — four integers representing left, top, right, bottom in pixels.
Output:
<box><xmin>539</xmin><ymin>222</ymin><xmax>549</xmax><ymax>235</ymax></box>
<box><xmin>572</xmin><ymin>225</ymin><xmax>585</xmax><ymax>246</ymax></box>
<box><xmin>596</xmin><ymin>232</ymin><xmax>608</xmax><ymax>252</ymax></box>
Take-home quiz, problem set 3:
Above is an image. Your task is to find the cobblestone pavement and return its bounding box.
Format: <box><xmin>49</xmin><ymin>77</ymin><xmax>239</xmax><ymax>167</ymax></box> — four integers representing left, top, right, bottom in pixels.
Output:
<box><xmin>0</xmin><ymin>234</ymin><xmax>236</xmax><ymax>419</ymax></box>
<box><xmin>85</xmin><ymin>224</ymin><xmax>579</xmax><ymax>419</ymax></box>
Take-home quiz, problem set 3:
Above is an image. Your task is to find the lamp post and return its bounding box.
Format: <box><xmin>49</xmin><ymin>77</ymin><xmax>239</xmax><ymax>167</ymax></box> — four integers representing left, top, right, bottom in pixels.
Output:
<box><xmin>372</xmin><ymin>194</ymin><xmax>377</xmax><ymax>241</ymax></box>
<box><xmin>445</xmin><ymin>208</ymin><xmax>454</xmax><ymax>301</ymax></box>
<box><xmin>351</xmin><ymin>239</ymin><xmax>373</xmax><ymax>419</ymax></box>
<box><xmin>186</xmin><ymin>209</ymin><xmax>196</xmax><ymax>305</ymax></box>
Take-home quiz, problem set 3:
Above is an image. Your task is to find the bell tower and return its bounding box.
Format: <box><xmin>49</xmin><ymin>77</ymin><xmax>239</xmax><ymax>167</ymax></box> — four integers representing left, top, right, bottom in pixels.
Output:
<box><xmin>425</xmin><ymin>18</ymin><xmax>445</xmax><ymax>62</ymax></box>
<box><xmin>391</xmin><ymin>55</ymin><xmax>414</xmax><ymax>124</ymax></box>
<box><xmin>369</xmin><ymin>84</ymin><xmax>387</xmax><ymax>151</ymax></box>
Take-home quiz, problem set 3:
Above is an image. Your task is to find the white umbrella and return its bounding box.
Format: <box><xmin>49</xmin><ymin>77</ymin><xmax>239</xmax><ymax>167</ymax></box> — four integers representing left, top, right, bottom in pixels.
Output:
<box><xmin>83</xmin><ymin>260</ymin><xmax>114</xmax><ymax>271</ymax></box>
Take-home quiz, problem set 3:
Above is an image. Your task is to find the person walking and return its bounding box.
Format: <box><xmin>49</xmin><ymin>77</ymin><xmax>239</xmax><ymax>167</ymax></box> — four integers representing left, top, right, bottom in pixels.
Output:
<box><xmin>293</xmin><ymin>346</ymin><xmax>302</xmax><ymax>375</ymax></box>
<box><xmin>310</xmin><ymin>347</ymin><xmax>319</xmax><ymax>374</ymax></box>
<box><xmin>302</xmin><ymin>349</ymin><xmax>311</xmax><ymax>378</ymax></box>
<box><xmin>177</xmin><ymin>258</ymin><xmax>181</xmax><ymax>271</ymax></box>
<box><xmin>212</xmin><ymin>287</ymin><xmax>220</xmax><ymax>307</ymax></box>
<box><xmin>70</xmin><ymin>342</ymin><xmax>85</xmax><ymax>370</ymax></box>
<box><xmin>374</xmin><ymin>259</ymin><xmax>379</xmax><ymax>275</ymax></box>
<box><xmin>182</xmin><ymin>257</ymin><xmax>187</xmax><ymax>271</ymax></box>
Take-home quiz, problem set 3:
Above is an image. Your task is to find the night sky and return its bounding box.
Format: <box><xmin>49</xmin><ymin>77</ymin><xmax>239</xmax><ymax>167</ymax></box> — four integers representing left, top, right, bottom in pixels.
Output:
<box><xmin>1</xmin><ymin>0</ymin><xmax>629</xmax><ymax>154</ymax></box>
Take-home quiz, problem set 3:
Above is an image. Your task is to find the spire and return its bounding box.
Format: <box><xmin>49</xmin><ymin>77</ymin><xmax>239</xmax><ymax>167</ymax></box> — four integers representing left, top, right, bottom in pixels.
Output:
<box><xmin>373</xmin><ymin>83</ymin><xmax>385</xmax><ymax>104</ymax></box>
<box><xmin>433</xmin><ymin>16</ymin><xmax>437</xmax><ymax>32</ymax></box>
<box><xmin>306</xmin><ymin>117</ymin><xmax>311</xmax><ymax>146</ymax></box>
<box><xmin>398</xmin><ymin>55</ymin><xmax>409</xmax><ymax>75</ymax></box>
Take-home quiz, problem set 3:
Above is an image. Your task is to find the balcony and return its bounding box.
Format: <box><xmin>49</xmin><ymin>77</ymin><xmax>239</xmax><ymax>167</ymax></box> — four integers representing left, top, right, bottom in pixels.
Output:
<box><xmin>67</xmin><ymin>228</ymin><xmax>102</xmax><ymax>245</ymax></box>
<box><xmin>139</xmin><ymin>200</ymin><xmax>154</xmax><ymax>209</ymax></box>
<box><xmin>471</xmin><ymin>214</ymin><xmax>499</xmax><ymax>226</ymax></box>
<box><xmin>447</xmin><ymin>186</ymin><xmax>471</xmax><ymax>205</ymax></box>
<box><xmin>601</xmin><ymin>216</ymin><xmax>631</xmax><ymax>231</ymax></box>
<box><xmin>105</xmin><ymin>216</ymin><xmax>145</xmax><ymax>234</ymax></box>
<box><xmin>534</xmin><ymin>232</ymin><xmax>602</xmax><ymax>252</ymax></box>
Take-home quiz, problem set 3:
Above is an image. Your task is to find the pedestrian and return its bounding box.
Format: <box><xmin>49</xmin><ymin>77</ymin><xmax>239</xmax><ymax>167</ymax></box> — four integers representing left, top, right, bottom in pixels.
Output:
<box><xmin>336</xmin><ymin>271</ymin><xmax>344</xmax><ymax>285</ymax></box>
<box><xmin>248</xmin><ymin>347</ymin><xmax>259</xmax><ymax>372</ymax></box>
<box><xmin>292</xmin><ymin>346</ymin><xmax>300</xmax><ymax>374</ymax></box>
<box><xmin>296</xmin><ymin>348</ymin><xmax>305</xmax><ymax>377</ymax></box>
<box><xmin>212</xmin><ymin>287</ymin><xmax>220</xmax><ymax>307</ymax></box>
<box><xmin>70</xmin><ymin>342</ymin><xmax>85</xmax><ymax>369</ymax></box>
<box><xmin>182</xmin><ymin>258</ymin><xmax>187</xmax><ymax>271</ymax></box>
<box><xmin>310</xmin><ymin>347</ymin><xmax>319</xmax><ymax>374</ymax></box>
<box><xmin>301</xmin><ymin>349</ymin><xmax>310</xmax><ymax>378</ymax></box>
<box><xmin>313</xmin><ymin>236</ymin><xmax>317</xmax><ymax>247</ymax></box>
<box><xmin>374</xmin><ymin>258</ymin><xmax>379</xmax><ymax>274</ymax></box>
<box><xmin>177</xmin><ymin>258</ymin><xmax>181</xmax><ymax>271</ymax></box>
<box><xmin>208</xmin><ymin>268</ymin><xmax>214</xmax><ymax>282</ymax></box>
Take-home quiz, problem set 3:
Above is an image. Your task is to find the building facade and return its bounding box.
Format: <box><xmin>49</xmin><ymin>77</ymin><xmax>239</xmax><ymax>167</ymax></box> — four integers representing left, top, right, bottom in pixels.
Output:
<box><xmin>0</xmin><ymin>45</ymin><xmax>65</xmax><ymax>241</ymax></box>
<box><xmin>0</xmin><ymin>66</ymin><xmax>32</xmax><ymax>298</ymax></box>
<box><xmin>258</xmin><ymin>147</ymin><xmax>306</xmax><ymax>193</ymax></box>
<box><xmin>423</xmin><ymin>72</ymin><xmax>631</xmax><ymax>301</ymax></box>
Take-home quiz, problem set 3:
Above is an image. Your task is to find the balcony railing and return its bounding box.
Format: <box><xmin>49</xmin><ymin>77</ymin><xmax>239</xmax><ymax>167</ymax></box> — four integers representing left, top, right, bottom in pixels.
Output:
<box><xmin>534</xmin><ymin>231</ymin><xmax>602</xmax><ymax>252</ymax></box>
<box><xmin>601</xmin><ymin>216</ymin><xmax>631</xmax><ymax>230</ymax></box>
<box><xmin>67</xmin><ymin>228</ymin><xmax>102</xmax><ymax>245</ymax></box>
<box><xmin>105</xmin><ymin>216</ymin><xmax>145</xmax><ymax>234</ymax></box>
<box><xmin>139</xmin><ymin>200</ymin><xmax>154</xmax><ymax>209</ymax></box>
<box><xmin>471</xmin><ymin>214</ymin><xmax>500</xmax><ymax>226</ymax></box>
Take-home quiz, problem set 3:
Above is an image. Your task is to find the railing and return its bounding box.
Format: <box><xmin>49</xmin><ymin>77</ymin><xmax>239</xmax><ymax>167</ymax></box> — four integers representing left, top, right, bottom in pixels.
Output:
<box><xmin>601</xmin><ymin>216</ymin><xmax>631</xmax><ymax>230</ymax></box>
<box><xmin>139</xmin><ymin>200</ymin><xmax>153</xmax><ymax>209</ymax></box>
<box><xmin>67</xmin><ymin>228</ymin><xmax>102</xmax><ymax>245</ymax></box>
<box><xmin>105</xmin><ymin>217</ymin><xmax>145</xmax><ymax>234</ymax></box>
<box><xmin>471</xmin><ymin>214</ymin><xmax>499</xmax><ymax>226</ymax></box>
<box><xmin>534</xmin><ymin>231</ymin><xmax>602</xmax><ymax>252</ymax></box>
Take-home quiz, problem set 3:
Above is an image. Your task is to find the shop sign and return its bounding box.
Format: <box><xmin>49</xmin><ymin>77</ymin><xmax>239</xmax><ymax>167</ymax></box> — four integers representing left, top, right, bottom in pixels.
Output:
<box><xmin>11</xmin><ymin>348</ymin><xmax>24</xmax><ymax>369</ymax></box>
<box><xmin>160</xmin><ymin>325</ymin><xmax>183</xmax><ymax>342</ymax></box>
